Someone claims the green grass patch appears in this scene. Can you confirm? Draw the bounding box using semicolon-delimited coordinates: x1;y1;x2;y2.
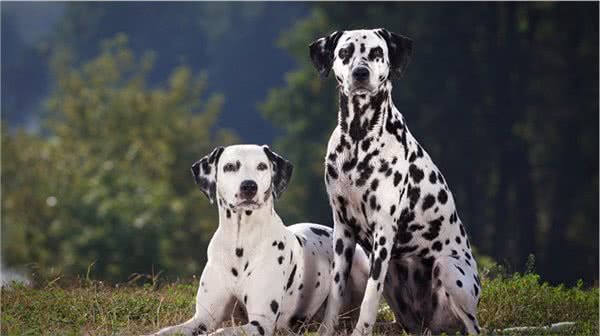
1;273;597;335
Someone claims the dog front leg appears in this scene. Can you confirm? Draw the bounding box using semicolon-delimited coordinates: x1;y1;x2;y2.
319;208;357;336
151;264;233;336
351;214;395;336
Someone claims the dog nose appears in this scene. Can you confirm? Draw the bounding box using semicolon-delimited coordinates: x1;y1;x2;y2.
239;180;258;199
352;67;370;82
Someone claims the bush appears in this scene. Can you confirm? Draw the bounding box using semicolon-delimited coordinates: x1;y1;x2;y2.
1;35;236;283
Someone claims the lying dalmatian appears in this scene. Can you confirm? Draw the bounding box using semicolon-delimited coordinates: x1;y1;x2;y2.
309;29;481;335
149;144;369;336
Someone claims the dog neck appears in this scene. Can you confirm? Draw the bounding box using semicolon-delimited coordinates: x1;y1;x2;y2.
337;81;401;143
216;197;282;238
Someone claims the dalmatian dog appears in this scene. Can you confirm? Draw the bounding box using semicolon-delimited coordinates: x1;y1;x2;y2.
149;144;369;336
309;29;481;335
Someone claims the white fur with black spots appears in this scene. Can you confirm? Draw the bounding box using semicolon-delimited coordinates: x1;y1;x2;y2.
147;145;369;336
310;29;481;336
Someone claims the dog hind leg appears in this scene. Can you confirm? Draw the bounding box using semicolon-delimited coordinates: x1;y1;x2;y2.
429;256;481;334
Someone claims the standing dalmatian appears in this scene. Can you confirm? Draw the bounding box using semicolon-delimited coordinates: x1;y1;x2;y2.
309;29;481;335
148;145;369;336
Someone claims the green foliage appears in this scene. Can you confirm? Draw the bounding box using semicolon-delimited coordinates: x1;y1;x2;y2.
479;273;599;334
1;272;597;335
1;35;236;283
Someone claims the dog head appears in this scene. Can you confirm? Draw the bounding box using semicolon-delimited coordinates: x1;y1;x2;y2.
309;28;412;96
191;144;293;211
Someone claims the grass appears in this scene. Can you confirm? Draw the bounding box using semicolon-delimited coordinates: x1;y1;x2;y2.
1;272;598;335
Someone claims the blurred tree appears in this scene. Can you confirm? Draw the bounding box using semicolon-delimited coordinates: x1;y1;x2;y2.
3;2;308;144
262;3;598;284
1;35;236;283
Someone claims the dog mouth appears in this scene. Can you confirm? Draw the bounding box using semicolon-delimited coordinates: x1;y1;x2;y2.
349;83;374;95
236;200;260;209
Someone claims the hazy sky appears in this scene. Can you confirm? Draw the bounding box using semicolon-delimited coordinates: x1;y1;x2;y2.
2;2;64;45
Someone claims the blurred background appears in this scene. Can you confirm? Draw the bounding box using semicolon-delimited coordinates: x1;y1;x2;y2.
1;2;597;287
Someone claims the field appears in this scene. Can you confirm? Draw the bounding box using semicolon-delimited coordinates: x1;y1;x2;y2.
1;271;597;336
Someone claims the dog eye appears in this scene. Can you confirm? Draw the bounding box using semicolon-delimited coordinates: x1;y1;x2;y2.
257;162;268;171
338;48;348;59
223;163;236;172
373;48;383;58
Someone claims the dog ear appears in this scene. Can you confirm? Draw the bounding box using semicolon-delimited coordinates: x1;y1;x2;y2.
191;146;224;204
378;28;413;79
309;30;343;79
263;145;294;200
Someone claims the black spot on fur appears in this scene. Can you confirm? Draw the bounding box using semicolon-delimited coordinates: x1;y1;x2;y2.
438;189;448;204
407;185;421;210
231;268;238;277
335;239;344;255
278;242;285;250
371;179;379;191
250;320;265;335
310;227;330;237
409;164;424;183
286;264;297;290
192;324;207;335
361;138;372;151
327;164;338;179
369;195;377;210
295;235;304;247
408;152;416;163
422;216;443;240
456;280;463;287
344;247;354;263
422;194;436;211
429;171;437;184
236;248;244;257
270;300;279;314
379;248;388;260
432;241;442;251
342;157;358;172
393;171;402;186
371;258;382;280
